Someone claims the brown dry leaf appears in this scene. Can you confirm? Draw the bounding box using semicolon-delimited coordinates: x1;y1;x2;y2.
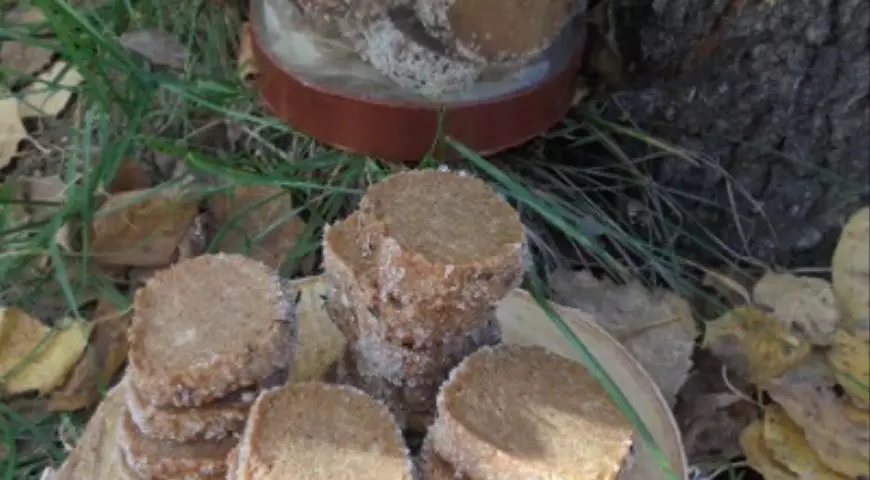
827;326;870;409
48;300;131;412
4;6;47;32
105;159;151;194
673;351;759;465
88;187;199;267
549;269;697;404
18;61;84;118
831;206;870;330
739;421;797;480
237;22;257;80
763;355;870;478
0;42;53;78
752;272;842;345
118;29;188;70
0;308;92;397
0;95;27;169
207;184;307;272
761;405;850;479
703;306;812;383
287;276;346;382
48;379;126;480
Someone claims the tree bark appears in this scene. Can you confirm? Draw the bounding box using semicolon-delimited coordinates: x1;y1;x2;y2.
607;0;869;267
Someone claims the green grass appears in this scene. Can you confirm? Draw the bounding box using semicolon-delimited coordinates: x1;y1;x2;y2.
3;0;855;478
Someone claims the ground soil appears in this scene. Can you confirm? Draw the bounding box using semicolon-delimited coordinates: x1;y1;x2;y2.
605;0;869;268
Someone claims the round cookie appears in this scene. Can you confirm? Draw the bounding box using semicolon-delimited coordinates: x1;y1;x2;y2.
127;253;297;408
415;0;577;64
233;382;413;479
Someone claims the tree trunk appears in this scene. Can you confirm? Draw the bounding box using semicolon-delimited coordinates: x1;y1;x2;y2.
606;0;869;268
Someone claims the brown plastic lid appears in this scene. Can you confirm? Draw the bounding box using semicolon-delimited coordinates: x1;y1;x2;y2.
250;3;586;163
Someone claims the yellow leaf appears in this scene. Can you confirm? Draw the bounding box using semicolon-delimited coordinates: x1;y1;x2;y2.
89;187;199;267
0;308;92;397
761;405;849;479
287;276;346;383
763;356;870;478
827;327;870;409
831;206;870;330
0;96;27;169
49;300;132;412
704;307;812;383
18;61;84;118
739;421;797;480
752;272;842;345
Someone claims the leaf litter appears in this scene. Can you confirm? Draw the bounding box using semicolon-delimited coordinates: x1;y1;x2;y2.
205;183;307;272
549;269;697;404
87;187;201;267
692;204;870;479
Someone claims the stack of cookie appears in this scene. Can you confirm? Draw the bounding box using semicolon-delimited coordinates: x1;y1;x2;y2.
323;169;527;433
116;253;298;479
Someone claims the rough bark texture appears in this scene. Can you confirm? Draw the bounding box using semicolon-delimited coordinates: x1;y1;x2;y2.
609;0;869;267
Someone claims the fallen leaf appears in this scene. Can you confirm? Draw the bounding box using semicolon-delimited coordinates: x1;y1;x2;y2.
761;405;849;479
237;22;257;79
0;42;54;78
206;184;307;272
674;350;759;466
288;276;346;382
0;308;92;397
4;6;48;32
827;326;870;409
752;272;842;345
703;306;812;383
88;187;199;267
18;61;84;118
105;159;151;194
118;29;188;70
0;95;27;169
549;269;697;404
48;300;131;412
739;421;797;480
763;356;870;478
831;206;870;330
